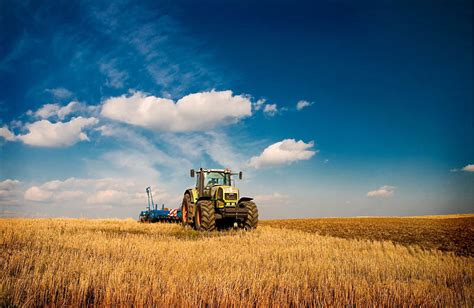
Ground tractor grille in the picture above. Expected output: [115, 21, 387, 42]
[225, 193, 237, 201]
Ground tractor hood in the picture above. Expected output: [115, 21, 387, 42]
[211, 185, 239, 203]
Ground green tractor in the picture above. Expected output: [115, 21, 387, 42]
[181, 168, 258, 231]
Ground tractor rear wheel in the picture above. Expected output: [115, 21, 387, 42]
[242, 201, 258, 229]
[194, 200, 216, 231]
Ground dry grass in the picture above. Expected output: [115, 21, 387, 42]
[1, 218, 473, 306]
[262, 215, 474, 257]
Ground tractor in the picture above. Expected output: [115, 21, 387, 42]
[181, 168, 258, 231]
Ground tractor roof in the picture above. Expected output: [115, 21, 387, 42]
[197, 168, 232, 173]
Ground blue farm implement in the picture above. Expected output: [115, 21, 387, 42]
[139, 187, 181, 223]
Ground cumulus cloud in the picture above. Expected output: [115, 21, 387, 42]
[17, 117, 98, 147]
[33, 101, 79, 120]
[296, 100, 314, 111]
[0, 126, 16, 141]
[263, 104, 278, 116]
[367, 185, 396, 198]
[0, 179, 23, 207]
[101, 90, 252, 132]
[23, 177, 151, 207]
[249, 139, 317, 168]
[24, 186, 54, 202]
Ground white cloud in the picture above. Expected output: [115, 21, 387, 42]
[296, 100, 314, 111]
[46, 87, 73, 99]
[249, 139, 317, 168]
[33, 101, 79, 120]
[253, 99, 281, 116]
[367, 185, 396, 198]
[34, 104, 59, 119]
[17, 117, 98, 147]
[450, 164, 474, 173]
[0, 126, 16, 141]
[0, 179, 21, 200]
[24, 186, 54, 202]
[263, 104, 278, 116]
[57, 102, 78, 119]
[23, 177, 151, 207]
[0, 179, 20, 194]
[101, 90, 252, 132]
[253, 99, 266, 111]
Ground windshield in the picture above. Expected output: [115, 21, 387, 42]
[202, 172, 231, 187]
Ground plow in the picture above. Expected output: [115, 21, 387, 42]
[138, 187, 181, 223]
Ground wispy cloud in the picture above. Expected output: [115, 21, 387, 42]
[87, 2, 224, 97]
[30, 101, 79, 120]
[45, 87, 73, 100]
[99, 60, 128, 89]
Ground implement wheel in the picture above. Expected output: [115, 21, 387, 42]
[242, 201, 258, 229]
[194, 200, 216, 231]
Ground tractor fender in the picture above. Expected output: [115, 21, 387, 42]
[238, 197, 253, 204]
[184, 189, 195, 204]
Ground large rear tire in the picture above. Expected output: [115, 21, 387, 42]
[242, 201, 258, 229]
[194, 200, 216, 231]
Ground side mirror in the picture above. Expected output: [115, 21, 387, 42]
[239, 171, 243, 180]
[190, 169, 195, 177]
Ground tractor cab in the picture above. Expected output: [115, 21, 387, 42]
[191, 168, 242, 205]
[200, 171, 231, 188]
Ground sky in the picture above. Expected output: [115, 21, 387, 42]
[0, 0, 472, 219]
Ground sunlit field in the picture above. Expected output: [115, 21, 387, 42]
[1, 217, 473, 306]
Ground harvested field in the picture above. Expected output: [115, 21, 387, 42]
[262, 215, 474, 256]
[1, 217, 473, 306]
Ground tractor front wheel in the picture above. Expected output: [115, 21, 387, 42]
[194, 200, 216, 231]
[181, 194, 191, 227]
[242, 201, 258, 229]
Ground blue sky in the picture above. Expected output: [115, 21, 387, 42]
[0, 0, 472, 218]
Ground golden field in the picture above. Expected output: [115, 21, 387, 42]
[1, 217, 473, 306]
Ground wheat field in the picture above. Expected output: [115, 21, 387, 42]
[1, 217, 473, 306]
